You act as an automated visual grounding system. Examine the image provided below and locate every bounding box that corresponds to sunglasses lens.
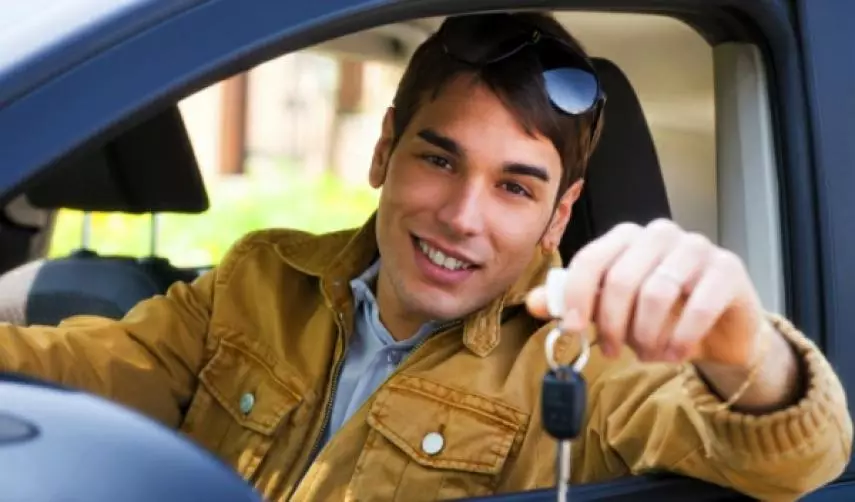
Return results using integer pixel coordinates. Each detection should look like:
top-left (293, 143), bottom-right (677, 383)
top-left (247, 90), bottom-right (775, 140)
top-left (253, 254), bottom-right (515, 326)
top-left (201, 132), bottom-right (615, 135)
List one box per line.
top-left (543, 67), bottom-right (600, 115)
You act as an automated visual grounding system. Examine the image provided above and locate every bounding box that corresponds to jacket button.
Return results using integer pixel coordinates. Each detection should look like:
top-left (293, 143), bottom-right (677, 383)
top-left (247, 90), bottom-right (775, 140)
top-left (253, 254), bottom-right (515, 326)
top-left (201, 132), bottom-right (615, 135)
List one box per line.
top-left (239, 392), bottom-right (255, 415)
top-left (421, 432), bottom-right (444, 456)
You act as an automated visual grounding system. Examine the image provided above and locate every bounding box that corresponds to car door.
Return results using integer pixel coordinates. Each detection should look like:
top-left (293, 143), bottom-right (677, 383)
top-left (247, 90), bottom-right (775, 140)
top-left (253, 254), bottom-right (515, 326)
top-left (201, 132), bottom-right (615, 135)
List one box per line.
top-left (0, 0), bottom-right (853, 500)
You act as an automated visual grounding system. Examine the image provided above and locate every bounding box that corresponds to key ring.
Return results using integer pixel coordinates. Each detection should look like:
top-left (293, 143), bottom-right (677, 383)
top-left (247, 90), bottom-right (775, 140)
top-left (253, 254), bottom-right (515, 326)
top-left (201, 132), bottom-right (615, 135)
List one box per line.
top-left (545, 325), bottom-right (591, 373)
top-left (544, 268), bottom-right (590, 373)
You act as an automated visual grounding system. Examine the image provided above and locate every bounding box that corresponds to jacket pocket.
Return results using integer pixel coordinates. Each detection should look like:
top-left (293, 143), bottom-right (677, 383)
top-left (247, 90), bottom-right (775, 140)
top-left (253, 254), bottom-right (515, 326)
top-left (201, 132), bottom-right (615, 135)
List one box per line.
top-left (180, 338), bottom-right (306, 479)
top-left (353, 375), bottom-right (529, 501)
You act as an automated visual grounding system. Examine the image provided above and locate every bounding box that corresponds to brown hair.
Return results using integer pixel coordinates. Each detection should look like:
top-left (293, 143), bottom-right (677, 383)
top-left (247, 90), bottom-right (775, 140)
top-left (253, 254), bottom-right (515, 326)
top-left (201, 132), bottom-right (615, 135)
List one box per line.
top-left (390, 12), bottom-right (603, 196)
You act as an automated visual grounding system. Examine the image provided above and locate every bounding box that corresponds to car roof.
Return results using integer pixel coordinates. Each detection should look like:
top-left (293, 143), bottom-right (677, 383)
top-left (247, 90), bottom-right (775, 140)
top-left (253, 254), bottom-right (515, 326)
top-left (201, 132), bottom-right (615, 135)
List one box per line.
top-left (0, 0), bottom-right (204, 107)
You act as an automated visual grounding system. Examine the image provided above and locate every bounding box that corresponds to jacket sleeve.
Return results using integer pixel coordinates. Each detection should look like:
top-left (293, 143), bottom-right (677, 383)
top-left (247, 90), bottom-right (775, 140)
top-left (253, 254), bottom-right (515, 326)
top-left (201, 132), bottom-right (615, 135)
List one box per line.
top-left (498, 314), bottom-right (852, 501)
top-left (579, 313), bottom-right (853, 501)
top-left (0, 268), bottom-right (215, 428)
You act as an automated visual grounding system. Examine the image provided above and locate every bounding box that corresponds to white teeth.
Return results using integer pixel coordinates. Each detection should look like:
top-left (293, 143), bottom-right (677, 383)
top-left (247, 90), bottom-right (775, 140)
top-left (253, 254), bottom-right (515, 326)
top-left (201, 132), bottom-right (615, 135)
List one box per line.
top-left (417, 239), bottom-right (472, 271)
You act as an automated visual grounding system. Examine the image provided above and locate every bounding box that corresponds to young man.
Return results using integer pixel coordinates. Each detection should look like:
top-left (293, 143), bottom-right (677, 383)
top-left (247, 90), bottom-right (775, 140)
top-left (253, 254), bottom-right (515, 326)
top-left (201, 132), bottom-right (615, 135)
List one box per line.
top-left (0, 12), bottom-right (851, 502)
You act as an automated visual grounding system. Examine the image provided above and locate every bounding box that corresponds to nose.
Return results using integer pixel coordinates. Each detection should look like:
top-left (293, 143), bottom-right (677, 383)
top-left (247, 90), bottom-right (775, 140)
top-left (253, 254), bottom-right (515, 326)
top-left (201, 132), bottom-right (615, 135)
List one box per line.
top-left (436, 180), bottom-right (485, 238)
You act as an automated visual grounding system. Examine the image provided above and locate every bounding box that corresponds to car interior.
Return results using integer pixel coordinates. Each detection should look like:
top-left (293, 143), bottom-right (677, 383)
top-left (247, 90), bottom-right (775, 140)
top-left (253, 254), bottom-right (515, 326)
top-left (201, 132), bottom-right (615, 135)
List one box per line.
top-left (0, 7), bottom-right (801, 499)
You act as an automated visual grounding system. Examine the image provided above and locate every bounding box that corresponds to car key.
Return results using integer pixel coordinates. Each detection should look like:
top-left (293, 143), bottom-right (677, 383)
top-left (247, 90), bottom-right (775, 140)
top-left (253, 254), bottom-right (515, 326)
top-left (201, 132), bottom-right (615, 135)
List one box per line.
top-left (542, 326), bottom-right (591, 502)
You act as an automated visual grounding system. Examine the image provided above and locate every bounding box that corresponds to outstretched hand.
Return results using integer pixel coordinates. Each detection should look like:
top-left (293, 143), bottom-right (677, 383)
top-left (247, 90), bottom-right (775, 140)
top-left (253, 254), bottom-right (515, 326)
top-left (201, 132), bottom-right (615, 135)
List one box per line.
top-left (526, 219), bottom-right (769, 369)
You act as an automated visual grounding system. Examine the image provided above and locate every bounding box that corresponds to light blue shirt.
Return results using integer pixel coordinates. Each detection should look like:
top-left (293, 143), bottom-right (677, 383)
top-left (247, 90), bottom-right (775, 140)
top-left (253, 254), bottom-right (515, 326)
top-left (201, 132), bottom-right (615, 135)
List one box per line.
top-left (322, 260), bottom-right (442, 444)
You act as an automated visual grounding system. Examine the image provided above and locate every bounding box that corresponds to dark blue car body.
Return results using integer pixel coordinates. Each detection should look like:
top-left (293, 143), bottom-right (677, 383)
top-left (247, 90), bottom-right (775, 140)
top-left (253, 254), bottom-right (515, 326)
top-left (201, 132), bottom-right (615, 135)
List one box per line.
top-left (1, 1), bottom-right (854, 500)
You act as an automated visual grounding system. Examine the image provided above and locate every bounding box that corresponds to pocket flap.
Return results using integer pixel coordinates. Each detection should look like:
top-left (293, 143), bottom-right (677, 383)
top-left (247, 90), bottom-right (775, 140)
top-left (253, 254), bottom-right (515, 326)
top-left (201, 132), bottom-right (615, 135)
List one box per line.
top-left (199, 339), bottom-right (304, 435)
top-left (367, 375), bottom-right (528, 475)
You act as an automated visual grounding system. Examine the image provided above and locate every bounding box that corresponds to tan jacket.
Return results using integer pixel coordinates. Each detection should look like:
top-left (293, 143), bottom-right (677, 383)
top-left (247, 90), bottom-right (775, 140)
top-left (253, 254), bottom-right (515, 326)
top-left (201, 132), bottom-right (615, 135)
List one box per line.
top-left (0, 218), bottom-right (851, 501)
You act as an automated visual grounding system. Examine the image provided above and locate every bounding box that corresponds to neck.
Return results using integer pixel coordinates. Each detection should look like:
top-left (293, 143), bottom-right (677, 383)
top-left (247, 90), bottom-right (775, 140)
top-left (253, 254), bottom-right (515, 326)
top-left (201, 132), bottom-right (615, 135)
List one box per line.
top-left (375, 266), bottom-right (431, 341)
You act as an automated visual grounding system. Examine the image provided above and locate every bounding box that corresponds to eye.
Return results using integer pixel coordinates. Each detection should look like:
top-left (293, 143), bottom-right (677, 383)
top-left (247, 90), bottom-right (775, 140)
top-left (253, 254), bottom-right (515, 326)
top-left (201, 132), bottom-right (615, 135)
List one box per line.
top-left (501, 182), bottom-right (532, 198)
top-left (421, 154), bottom-right (452, 170)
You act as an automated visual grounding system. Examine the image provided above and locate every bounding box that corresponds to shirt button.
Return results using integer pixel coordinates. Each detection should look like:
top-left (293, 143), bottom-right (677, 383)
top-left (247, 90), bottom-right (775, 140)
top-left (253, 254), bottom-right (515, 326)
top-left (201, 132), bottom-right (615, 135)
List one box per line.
top-left (422, 432), bottom-right (445, 456)
top-left (387, 352), bottom-right (403, 365)
top-left (239, 392), bottom-right (255, 415)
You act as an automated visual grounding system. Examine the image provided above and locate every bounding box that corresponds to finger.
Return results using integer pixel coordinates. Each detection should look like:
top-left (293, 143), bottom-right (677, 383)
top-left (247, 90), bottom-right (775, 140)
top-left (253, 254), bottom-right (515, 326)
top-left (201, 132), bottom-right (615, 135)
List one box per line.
top-left (525, 286), bottom-right (549, 319)
top-left (561, 223), bottom-right (643, 332)
top-left (526, 268), bottom-right (573, 320)
top-left (595, 219), bottom-right (682, 356)
top-left (630, 232), bottom-right (712, 360)
top-left (664, 250), bottom-right (743, 361)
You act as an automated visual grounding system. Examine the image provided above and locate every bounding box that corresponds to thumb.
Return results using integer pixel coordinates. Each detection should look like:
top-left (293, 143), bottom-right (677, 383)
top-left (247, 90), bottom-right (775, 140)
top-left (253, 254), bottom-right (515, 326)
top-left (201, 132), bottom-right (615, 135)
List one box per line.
top-left (525, 286), bottom-right (551, 319)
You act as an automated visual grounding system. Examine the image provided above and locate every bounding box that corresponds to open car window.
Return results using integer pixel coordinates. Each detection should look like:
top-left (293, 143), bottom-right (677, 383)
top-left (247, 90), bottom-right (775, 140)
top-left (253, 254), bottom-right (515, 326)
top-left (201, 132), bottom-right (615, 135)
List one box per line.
top-left (45, 12), bottom-right (783, 314)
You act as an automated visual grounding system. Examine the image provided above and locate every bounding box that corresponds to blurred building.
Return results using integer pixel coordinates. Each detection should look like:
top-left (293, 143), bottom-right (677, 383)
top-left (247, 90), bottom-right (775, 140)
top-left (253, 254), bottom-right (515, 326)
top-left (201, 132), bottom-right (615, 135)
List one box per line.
top-left (178, 51), bottom-right (403, 186)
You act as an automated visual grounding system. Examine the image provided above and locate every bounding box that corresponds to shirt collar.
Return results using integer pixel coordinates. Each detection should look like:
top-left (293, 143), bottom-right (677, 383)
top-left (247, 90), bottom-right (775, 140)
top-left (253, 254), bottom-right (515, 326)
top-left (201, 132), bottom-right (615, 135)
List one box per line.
top-left (274, 212), bottom-right (560, 357)
top-left (350, 258), bottom-right (442, 347)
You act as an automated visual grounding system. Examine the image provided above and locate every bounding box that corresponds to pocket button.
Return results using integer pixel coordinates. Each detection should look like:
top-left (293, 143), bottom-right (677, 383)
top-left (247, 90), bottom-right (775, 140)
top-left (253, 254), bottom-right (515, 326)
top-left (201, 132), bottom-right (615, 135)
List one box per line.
top-left (421, 432), bottom-right (445, 456)
top-left (239, 392), bottom-right (255, 415)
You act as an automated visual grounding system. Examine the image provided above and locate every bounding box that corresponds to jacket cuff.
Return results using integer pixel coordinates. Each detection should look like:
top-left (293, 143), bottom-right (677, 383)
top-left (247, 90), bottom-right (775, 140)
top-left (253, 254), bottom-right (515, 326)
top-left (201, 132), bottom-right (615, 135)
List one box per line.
top-left (680, 313), bottom-right (851, 457)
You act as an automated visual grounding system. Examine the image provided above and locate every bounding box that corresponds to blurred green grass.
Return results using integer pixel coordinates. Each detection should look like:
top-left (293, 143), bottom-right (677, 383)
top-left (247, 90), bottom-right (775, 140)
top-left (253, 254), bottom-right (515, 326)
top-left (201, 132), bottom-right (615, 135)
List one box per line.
top-left (47, 163), bottom-right (380, 267)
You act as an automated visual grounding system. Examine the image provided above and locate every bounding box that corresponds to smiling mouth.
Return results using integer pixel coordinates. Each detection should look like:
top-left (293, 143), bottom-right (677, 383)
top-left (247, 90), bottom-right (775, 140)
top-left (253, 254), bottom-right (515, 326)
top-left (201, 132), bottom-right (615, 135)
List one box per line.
top-left (413, 236), bottom-right (476, 271)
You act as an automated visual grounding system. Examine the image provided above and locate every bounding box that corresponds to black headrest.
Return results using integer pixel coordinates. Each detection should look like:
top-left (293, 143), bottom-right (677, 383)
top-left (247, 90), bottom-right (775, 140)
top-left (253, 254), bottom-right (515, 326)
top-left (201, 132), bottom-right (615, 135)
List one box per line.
top-left (25, 106), bottom-right (209, 214)
top-left (559, 58), bottom-right (671, 263)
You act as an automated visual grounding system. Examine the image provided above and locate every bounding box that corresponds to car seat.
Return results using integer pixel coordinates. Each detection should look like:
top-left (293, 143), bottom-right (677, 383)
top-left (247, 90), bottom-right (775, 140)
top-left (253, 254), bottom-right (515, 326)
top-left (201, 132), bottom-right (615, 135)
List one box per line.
top-left (0, 106), bottom-right (208, 325)
top-left (559, 57), bottom-right (672, 262)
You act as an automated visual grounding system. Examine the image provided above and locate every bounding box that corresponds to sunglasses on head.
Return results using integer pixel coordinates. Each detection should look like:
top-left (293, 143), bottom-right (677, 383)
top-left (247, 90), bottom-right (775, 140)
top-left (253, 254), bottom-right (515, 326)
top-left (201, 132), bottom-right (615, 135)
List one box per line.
top-left (439, 14), bottom-right (605, 135)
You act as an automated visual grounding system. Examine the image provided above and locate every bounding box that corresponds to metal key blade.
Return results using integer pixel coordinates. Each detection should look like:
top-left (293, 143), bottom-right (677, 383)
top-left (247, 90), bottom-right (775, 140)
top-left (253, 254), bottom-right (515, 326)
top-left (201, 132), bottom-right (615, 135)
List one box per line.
top-left (557, 440), bottom-right (571, 502)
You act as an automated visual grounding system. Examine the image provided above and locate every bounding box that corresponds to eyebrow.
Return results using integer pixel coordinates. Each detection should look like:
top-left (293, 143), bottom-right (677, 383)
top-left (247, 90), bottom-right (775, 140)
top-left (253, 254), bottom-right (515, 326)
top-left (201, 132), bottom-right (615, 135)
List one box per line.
top-left (416, 128), bottom-right (551, 183)
top-left (417, 128), bottom-right (462, 156)
top-left (504, 163), bottom-right (550, 183)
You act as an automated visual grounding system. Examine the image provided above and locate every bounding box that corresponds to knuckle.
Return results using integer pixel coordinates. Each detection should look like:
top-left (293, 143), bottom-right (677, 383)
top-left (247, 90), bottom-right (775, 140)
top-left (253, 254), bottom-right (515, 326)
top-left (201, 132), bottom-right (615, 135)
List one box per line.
top-left (611, 222), bottom-right (643, 241)
top-left (682, 231), bottom-right (712, 251)
top-left (714, 249), bottom-right (745, 272)
top-left (603, 268), bottom-right (635, 300)
top-left (639, 279), bottom-right (676, 311)
top-left (646, 218), bottom-right (680, 235)
top-left (613, 222), bottom-right (641, 234)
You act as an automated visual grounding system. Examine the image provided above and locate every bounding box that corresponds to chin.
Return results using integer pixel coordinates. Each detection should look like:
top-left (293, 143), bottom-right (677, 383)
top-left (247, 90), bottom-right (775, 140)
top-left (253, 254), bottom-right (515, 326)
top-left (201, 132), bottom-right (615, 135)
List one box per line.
top-left (407, 291), bottom-right (481, 323)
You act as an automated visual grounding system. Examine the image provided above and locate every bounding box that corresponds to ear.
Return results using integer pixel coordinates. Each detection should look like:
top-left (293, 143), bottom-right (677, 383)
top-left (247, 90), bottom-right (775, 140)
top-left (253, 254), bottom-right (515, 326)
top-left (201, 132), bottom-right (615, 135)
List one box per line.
top-left (540, 179), bottom-right (585, 253)
top-left (369, 107), bottom-right (397, 188)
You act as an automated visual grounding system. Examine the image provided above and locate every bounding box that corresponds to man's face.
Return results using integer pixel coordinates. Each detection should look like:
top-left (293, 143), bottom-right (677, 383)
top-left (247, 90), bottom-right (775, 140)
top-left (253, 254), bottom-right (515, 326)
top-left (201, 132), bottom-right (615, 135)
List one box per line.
top-left (370, 75), bottom-right (582, 328)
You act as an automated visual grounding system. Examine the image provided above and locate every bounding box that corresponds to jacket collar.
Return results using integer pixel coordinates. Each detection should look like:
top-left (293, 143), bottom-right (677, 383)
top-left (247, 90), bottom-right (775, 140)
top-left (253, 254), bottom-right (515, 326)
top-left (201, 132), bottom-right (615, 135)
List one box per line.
top-left (274, 213), bottom-right (561, 357)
